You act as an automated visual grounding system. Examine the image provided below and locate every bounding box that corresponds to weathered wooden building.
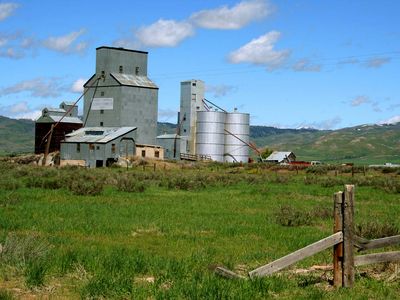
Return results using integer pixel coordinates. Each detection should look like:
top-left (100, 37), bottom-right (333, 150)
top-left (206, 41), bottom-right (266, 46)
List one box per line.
top-left (35, 102), bottom-right (82, 154)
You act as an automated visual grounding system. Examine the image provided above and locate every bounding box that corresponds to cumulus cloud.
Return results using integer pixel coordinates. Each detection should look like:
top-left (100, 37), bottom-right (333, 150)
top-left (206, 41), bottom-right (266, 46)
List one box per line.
top-left (190, 0), bottom-right (272, 30)
top-left (71, 78), bottom-right (86, 93)
top-left (364, 57), bottom-right (391, 68)
top-left (351, 95), bottom-right (370, 107)
top-left (136, 19), bottom-right (194, 47)
top-left (0, 2), bottom-right (19, 21)
top-left (205, 84), bottom-right (236, 98)
top-left (292, 59), bottom-right (321, 72)
top-left (378, 115), bottom-right (400, 125)
top-left (0, 101), bottom-right (41, 120)
top-left (43, 29), bottom-right (88, 53)
top-left (228, 31), bottom-right (290, 70)
top-left (0, 78), bottom-right (64, 98)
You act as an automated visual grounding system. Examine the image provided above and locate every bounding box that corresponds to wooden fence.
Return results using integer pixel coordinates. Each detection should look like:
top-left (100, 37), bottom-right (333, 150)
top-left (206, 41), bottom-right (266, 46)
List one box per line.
top-left (215, 185), bottom-right (400, 288)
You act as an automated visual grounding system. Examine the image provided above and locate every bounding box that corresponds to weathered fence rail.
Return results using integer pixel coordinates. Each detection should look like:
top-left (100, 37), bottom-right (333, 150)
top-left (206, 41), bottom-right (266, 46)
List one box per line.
top-left (215, 184), bottom-right (400, 288)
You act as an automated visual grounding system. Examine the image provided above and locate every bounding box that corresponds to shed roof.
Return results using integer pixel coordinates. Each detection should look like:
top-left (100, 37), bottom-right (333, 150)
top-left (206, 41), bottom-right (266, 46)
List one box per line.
top-left (110, 73), bottom-right (158, 89)
top-left (60, 101), bottom-right (76, 106)
top-left (36, 115), bottom-right (83, 124)
top-left (266, 151), bottom-right (295, 162)
top-left (64, 127), bottom-right (136, 144)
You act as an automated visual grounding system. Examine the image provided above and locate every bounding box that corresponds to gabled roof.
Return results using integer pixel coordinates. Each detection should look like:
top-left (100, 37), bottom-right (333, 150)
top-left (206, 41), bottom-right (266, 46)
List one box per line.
top-left (110, 73), bottom-right (158, 89)
top-left (36, 114), bottom-right (82, 124)
top-left (266, 151), bottom-right (295, 162)
top-left (63, 127), bottom-right (136, 144)
top-left (60, 101), bottom-right (76, 106)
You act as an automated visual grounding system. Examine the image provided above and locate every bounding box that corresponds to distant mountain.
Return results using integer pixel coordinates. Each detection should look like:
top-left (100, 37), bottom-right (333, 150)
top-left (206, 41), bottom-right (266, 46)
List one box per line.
top-left (0, 116), bottom-right (35, 155)
top-left (1, 115), bottom-right (399, 164)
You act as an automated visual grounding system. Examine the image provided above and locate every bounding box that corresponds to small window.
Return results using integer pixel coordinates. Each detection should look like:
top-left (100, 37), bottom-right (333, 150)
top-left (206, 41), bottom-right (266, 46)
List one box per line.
top-left (101, 91), bottom-right (104, 96)
top-left (96, 146), bottom-right (100, 150)
top-left (135, 67), bottom-right (139, 75)
top-left (183, 129), bottom-right (187, 133)
top-left (111, 144), bottom-right (116, 154)
top-left (100, 122), bottom-right (103, 126)
top-left (155, 150), bottom-right (159, 158)
top-left (141, 150), bottom-right (146, 157)
top-left (119, 65), bottom-right (123, 73)
top-left (100, 109), bottom-right (104, 114)
top-left (196, 106), bottom-right (200, 110)
top-left (89, 143), bottom-right (95, 150)
top-left (101, 71), bottom-right (105, 78)
top-left (76, 143), bottom-right (80, 153)
top-left (192, 82), bottom-right (196, 86)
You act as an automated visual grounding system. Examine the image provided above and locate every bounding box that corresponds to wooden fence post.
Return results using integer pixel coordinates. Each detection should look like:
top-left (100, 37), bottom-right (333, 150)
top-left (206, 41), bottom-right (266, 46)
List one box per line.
top-left (342, 185), bottom-right (355, 287)
top-left (333, 191), bottom-right (343, 287)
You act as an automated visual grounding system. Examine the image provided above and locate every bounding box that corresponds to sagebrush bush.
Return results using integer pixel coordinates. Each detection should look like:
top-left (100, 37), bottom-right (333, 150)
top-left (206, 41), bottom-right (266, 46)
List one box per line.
top-left (116, 175), bottom-right (146, 193)
top-left (306, 166), bottom-right (328, 175)
top-left (0, 178), bottom-right (21, 190)
top-left (68, 179), bottom-right (103, 196)
top-left (274, 205), bottom-right (313, 227)
top-left (355, 221), bottom-right (399, 239)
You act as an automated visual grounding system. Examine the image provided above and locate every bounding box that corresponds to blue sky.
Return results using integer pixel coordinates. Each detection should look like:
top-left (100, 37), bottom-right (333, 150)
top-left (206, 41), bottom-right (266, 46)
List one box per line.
top-left (0, 0), bottom-right (399, 129)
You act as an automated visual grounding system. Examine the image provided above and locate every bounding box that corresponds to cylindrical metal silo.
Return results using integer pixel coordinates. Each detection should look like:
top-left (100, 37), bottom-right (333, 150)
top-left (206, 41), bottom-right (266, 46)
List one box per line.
top-left (224, 112), bottom-right (250, 163)
top-left (196, 111), bottom-right (226, 162)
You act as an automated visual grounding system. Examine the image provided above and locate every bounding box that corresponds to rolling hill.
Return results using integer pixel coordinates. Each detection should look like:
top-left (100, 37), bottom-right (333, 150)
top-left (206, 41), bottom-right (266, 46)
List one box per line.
top-left (1, 115), bottom-right (399, 164)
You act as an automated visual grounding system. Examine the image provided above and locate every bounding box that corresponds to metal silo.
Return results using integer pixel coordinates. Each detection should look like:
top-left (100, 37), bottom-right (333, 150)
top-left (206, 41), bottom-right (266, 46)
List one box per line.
top-left (196, 111), bottom-right (226, 162)
top-left (224, 112), bottom-right (250, 163)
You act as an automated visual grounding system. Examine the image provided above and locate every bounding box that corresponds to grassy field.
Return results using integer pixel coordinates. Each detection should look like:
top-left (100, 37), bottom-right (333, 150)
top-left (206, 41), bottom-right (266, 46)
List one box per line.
top-left (0, 161), bottom-right (399, 299)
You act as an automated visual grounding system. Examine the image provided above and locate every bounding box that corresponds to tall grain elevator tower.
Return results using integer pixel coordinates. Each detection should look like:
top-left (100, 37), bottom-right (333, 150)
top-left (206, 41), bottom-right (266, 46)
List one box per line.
top-left (179, 79), bottom-right (205, 154)
top-left (83, 46), bottom-right (158, 145)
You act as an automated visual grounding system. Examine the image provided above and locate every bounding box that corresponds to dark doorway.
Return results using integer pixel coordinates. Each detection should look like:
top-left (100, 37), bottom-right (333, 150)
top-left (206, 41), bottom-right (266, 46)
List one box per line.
top-left (96, 160), bottom-right (104, 168)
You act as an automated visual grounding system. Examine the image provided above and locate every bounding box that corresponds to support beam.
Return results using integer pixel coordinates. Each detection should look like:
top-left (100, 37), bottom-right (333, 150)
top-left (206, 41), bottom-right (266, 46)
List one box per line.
top-left (342, 185), bottom-right (355, 288)
top-left (249, 232), bottom-right (343, 278)
top-left (355, 251), bottom-right (400, 266)
top-left (333, 191), bottom-right (344, 287)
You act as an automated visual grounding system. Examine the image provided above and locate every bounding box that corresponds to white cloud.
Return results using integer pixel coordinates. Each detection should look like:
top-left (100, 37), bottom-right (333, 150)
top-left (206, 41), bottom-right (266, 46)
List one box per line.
top-left (43, 29), bottom-right (88, 53)
top-left (228, 31), bottom-right (290, 70)
top-left (364, 57), bottom-right (391, 68)
top-left (378, 115), bottom-right (400, 125)
top-left (136, 19), bottom-right (194, 47)
top-left (190, 0), bottom-right (272, 30)
top-left (205, 84), bottom-right (236, 98)
top-left (71, 78), bottom-right (86, 93)
top-left (0, 2), bottom-right (19, 21)
top-left (0, 101), bottom-right (41, 120)
top-left (0, 78), bottom-right (63, 98)
top-left (292, 59), bottom-right (321, 72)
top-left (351, 95), bottom-right (370, 107)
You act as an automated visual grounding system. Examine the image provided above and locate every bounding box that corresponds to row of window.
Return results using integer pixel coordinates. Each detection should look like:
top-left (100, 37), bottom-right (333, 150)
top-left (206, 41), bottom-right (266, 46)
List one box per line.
top-left (76, 143), bottom-right (160, 158)
top-left (101, 67), bottom-right (140, 76)
top-left (77, 143), bottom-right (116, 154)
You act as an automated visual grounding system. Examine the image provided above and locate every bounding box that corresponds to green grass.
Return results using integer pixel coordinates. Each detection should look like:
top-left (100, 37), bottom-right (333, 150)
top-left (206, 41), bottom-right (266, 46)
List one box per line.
top-left (0, 162), bottom-right (399, 298)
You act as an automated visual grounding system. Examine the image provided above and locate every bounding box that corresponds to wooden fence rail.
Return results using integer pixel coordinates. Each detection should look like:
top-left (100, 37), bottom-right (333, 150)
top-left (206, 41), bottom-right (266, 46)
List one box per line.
top-left (215, 184), bottom-right (400, 288)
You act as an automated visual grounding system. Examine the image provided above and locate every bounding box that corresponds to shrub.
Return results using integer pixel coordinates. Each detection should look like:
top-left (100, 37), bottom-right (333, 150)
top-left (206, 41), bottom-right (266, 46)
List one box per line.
top-left (68, 179), bottom-right (103, 196)
top-left (355, 221), bottom-right (399, 239)
top-left (306, 166), bottom-right (328, 175)
top-left (274, 205), bottom-right (313, 227)
top-left (116, 176), bottom-right (146, 193)
top-left (0, 234), bottom-right (51, 267)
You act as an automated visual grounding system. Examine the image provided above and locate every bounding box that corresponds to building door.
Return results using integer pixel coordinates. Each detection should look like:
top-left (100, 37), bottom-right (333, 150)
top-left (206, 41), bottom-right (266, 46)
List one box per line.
top-left (96, 160), bottom-right (103, 167)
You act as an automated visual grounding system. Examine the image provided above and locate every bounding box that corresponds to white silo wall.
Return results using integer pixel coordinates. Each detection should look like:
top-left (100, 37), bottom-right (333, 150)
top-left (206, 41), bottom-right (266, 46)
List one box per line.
top-left (224, 113), bottom-right (250, 163)
top-left (196, 111), bottom-right (226, 162)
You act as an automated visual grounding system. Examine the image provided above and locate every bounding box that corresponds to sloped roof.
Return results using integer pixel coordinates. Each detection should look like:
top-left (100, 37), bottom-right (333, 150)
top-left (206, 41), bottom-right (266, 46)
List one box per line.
top-left (60, 101), bottom-right (76, 106)
top-left (36, 114), bottom-right (83, 124)
top-left (266, 151), bottom-right (295, 162)
top-left (63, 127), bottom-right (136, 143)
top-left (110, 73), bottom-right (158, 89)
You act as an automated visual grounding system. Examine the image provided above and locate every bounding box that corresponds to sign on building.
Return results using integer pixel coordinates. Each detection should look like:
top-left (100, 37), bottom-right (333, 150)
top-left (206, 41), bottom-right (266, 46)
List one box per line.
top-left (91, 98), bottom-right (114, 110)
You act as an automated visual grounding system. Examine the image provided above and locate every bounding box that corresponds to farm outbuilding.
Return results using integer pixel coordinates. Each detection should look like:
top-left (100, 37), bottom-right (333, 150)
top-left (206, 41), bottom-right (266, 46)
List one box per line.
top-left (35, 102), bottom-right (82, 154)
top-left (60, 127), bottom-right (137, 168)
top-left (265, 151), bottom-right (296, 164)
